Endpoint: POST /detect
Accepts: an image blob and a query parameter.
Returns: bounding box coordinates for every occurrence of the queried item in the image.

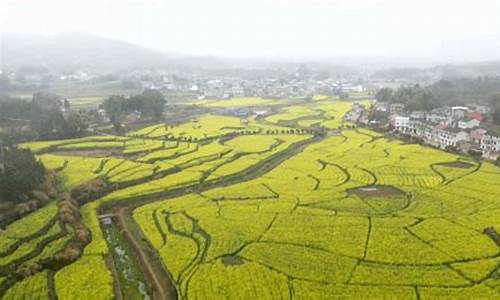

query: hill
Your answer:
[0,32,187,73]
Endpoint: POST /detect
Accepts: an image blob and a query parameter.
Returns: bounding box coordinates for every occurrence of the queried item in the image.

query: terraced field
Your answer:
[135,129,500,299]
[3,99,500,299]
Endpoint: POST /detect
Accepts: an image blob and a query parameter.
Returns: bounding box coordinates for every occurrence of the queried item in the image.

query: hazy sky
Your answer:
[2,0,500,63]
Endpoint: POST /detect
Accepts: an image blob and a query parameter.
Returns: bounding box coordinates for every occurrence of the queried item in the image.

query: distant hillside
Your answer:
[0,32,359,76]
[372,61,500,81]
[0,32,188,73]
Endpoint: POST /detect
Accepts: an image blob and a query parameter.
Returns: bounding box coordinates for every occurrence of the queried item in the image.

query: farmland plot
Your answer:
[135,127,500,299]
[6,101,500,299]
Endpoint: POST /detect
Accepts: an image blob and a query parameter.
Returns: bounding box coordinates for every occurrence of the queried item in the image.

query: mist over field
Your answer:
[2,0,500,69]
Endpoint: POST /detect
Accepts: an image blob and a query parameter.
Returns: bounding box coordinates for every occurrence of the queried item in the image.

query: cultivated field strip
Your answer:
[4,101,500,299]
[134,128,500,299]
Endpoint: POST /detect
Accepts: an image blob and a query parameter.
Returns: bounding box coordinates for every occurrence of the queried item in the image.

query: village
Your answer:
[0,66,369,100]
[348,101,500,160]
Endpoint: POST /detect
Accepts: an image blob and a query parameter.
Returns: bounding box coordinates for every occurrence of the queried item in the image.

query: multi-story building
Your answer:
[458,118,480,129]
[481,133,500,153]
[393,116,410,133]
[390,103,405,115]
[451,106,468,119]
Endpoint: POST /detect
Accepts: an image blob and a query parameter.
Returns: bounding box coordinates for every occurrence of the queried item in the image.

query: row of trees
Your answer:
[0,92,87,142]
[376,78,500,114]
[375,85,438,112]
[102,89,166,124]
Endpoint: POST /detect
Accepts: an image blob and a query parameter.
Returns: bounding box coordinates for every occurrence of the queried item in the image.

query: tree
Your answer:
[375,88,393,103]
[338,92,349,100]
[406,90,437,112]
[141,89,166,120]
[0,146,45,203]
[63,99,71,111]
[490,94,500,125]
[32,92,61,109]
[102,90,166,124]
[103,95,125,123]
[65,113,88,137]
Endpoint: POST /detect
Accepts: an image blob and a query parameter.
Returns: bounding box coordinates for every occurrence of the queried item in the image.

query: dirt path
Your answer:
[103,133,326,300]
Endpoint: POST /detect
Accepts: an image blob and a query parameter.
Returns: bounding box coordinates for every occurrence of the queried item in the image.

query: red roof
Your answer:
[435,122,447,130]
[468,111,483,122]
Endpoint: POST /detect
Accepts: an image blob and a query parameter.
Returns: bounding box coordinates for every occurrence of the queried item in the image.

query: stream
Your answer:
[103,221,152,300]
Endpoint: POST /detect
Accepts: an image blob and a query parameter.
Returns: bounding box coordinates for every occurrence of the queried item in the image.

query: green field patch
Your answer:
[266,106,321,124]
[123,139,165,154]
[350,262,470,286]
[0,221,62,266]
[452,257,500,282]
[187,259,289,299]
[57,141,124,151]
[419,285,500,299]
[3,270,50,299]
[261,214,369,259]
[292,280,416,299]
[203,182,278,201]
[240,242,358,283]
[137,142,196,163]
[437,160,475,169]
[21,135,128,154]
[158,233,198,283]
[54,254,114,300]
[197,97,280,107]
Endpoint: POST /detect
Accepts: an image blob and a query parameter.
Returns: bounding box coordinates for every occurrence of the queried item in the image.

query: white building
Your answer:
[254,110,269,117]
[436,129,469,148]
[394,116,410,132]
[374,102,388,112]
[231,86,246,97]
[426,113,447,123]
[341,83,363,93]
[451,106,468,119]
[390,103,405,115]
[410,111,426,119]
[458,118,480,129]
[481,134,500,153]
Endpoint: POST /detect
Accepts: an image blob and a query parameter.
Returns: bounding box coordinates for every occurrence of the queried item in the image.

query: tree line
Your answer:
[375,77,500,126]
[102,89,166,125]
[0,92,87,142]
[375,85,438,112]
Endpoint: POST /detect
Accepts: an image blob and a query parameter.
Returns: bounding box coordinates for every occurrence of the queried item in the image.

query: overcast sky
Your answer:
[1,0,500,63]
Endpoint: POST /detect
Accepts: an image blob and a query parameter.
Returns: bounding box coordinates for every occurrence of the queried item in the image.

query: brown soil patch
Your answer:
[348,185,405,198]
[438,161,474,169]
[221,255,244,266]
